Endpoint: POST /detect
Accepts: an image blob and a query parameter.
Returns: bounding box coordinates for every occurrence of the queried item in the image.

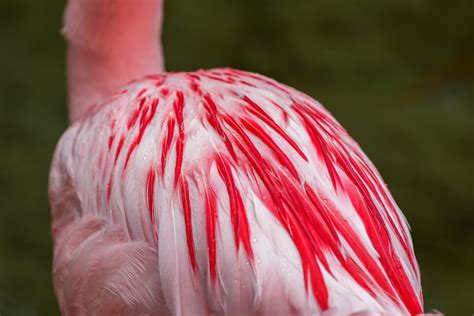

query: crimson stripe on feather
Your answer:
[179,175,197,271]
[173,91,185,187]
[160,117,176,177]
[204,181,218,283]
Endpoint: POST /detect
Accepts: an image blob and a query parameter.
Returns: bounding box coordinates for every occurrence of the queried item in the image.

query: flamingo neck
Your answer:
[63,0,165,122]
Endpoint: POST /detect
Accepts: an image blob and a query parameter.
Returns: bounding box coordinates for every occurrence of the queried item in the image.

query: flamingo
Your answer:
[49,0,424,314]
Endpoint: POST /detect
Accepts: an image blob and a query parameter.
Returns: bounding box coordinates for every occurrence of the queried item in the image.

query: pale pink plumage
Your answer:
[49,1,423,315]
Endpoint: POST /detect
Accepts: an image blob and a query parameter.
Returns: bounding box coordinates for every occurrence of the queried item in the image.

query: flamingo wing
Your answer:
[49,68,423,315]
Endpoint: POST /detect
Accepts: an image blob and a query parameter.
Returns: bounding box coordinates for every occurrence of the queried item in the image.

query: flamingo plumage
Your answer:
[49,0,423,314]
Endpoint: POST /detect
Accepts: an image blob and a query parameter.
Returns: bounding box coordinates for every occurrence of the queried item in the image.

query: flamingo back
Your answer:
[49,68,423,315]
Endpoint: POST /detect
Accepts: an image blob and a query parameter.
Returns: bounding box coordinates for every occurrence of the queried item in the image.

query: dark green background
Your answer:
[0,0,472,314]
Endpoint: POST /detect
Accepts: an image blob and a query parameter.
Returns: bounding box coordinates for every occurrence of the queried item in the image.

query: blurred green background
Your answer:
[0,0,472,314]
